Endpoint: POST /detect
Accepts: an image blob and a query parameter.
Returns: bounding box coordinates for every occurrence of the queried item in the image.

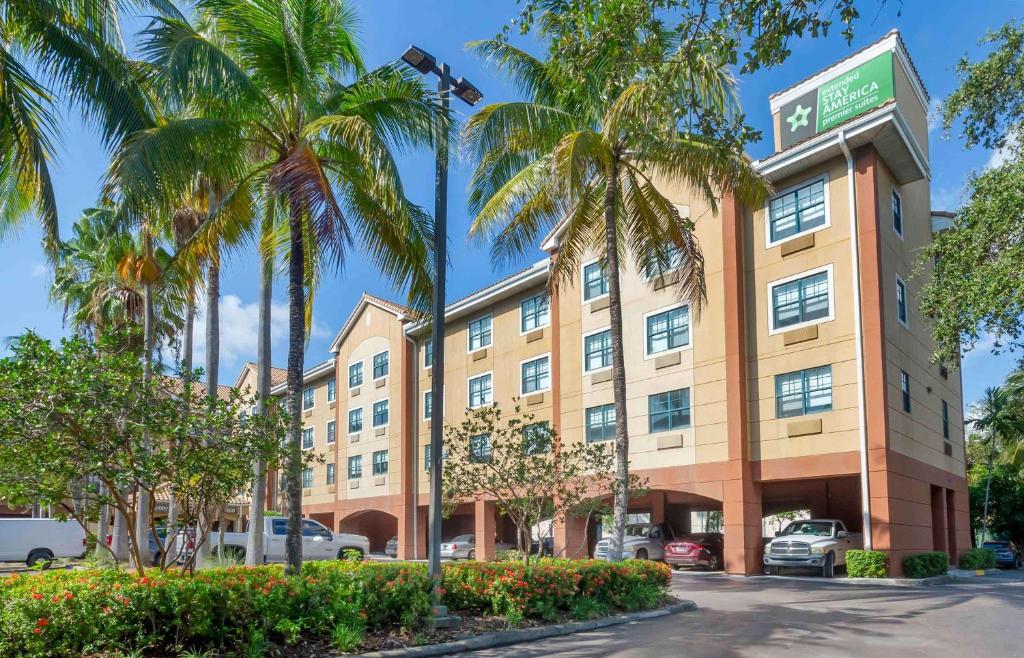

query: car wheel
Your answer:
[821,553,835,578]
[27,549,54,569]
[468,549,476,561]
[635,548,649,560]
[708,555,722,571]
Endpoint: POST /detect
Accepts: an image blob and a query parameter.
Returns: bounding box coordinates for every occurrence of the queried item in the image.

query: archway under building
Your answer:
[339,509,398,554]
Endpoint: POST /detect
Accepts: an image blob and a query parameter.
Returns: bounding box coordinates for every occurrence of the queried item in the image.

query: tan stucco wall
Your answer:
[298,366,338,508]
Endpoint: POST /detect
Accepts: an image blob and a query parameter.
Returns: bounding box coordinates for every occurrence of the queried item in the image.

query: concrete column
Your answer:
[649,491,666,525]
[474,499,496,561]
[553,513,590,558]
[945,488,958,561]
[723,474,763,574]
[930,485,947,553]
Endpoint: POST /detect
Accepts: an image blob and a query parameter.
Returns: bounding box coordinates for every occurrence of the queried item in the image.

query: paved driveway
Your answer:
[466,570,1024,657]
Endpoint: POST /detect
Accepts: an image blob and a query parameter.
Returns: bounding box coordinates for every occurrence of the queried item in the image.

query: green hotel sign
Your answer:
[779,51,895,149]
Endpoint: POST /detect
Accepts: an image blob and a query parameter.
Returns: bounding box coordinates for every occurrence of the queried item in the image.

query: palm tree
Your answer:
[968,386,1024,541]
[463,31,767,561]
[109,0,440,573]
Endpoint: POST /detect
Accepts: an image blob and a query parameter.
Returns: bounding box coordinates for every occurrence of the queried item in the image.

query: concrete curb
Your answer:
[949,568,1000,579]
[745,574,952,587]
[355,601,697,657]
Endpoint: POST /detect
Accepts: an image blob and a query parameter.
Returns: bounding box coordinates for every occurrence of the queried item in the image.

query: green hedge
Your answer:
[958,547,997,570]
[901,551,949,579]
[0,559,670,657]
[846,550,888,578]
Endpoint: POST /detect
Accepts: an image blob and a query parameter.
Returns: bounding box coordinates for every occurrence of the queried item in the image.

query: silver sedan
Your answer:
[440,534,514,560]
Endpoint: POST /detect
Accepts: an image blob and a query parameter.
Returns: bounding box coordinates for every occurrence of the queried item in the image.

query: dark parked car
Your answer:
[664,533,724,571]
[983,540,1022,569]
[385,536,398,558]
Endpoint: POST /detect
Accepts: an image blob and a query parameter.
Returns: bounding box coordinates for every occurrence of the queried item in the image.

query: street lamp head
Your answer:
[452,77,483,106]
[401,45,437,75]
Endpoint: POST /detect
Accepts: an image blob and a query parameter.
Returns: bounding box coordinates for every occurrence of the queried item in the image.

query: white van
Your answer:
[0,518,87,568]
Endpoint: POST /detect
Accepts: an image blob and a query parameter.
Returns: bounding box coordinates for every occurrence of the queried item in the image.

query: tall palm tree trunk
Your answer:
[285,200,305,575]
[246,248,273,566]
[134,232,156,569]
[982,435,997,543]
[603,154,630,563]
[197,255,220,564]
[165,291,194,566]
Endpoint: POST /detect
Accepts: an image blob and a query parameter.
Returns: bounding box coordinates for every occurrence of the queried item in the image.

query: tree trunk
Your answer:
[166,291,194,567]
[982,436,997,543]
[134,234,156,570]
[285,199,305,575]
[111,509,130,564]
[95,501,109,561]
[603,155,629,563]
[197,255,220,565]
[247,247,273,566]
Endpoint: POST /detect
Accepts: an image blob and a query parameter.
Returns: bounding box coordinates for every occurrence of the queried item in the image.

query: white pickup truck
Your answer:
[763,519,861,577]
[212,517,370,563]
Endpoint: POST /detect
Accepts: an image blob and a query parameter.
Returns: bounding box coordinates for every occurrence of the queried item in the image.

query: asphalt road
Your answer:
[466,570,1024,658]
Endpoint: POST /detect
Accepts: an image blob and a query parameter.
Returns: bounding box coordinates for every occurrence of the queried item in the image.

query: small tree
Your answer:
[0,331,292,575]
[441,402,639,564]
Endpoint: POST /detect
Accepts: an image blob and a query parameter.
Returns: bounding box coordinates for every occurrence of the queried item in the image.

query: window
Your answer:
[770,268,832,332]
[645,306,690,356]
[302,387,315,410]
[583,261,608,301]
[892,188,903,237]
[521,355,550,394]
[584,329,612,372]
[424,444,446,472]
[271,518,288,535]
[349,362,363,388]
[302,427,314,450]
[373,351,389,379]
[424,391,433,419]
[775,366,833,418]
[326,463,336,485]
[768,177,827,244]
[326,420,336,445]
[900,371,911,413]
[585,404,616,443]
[648,389,691,433]
[468,373,492,408]
[469,434,493,463]
[521,294,550,332]
[372,450,389,475]
[424,340,433,368]
[523,422,551,454]
[301,467,313,489]
[942,400,950,440]
[348,408,363,433]
[327,378,336,403]
[642,244,683,279]
[896,275,909,327]
[944,441,953,456]
[468,315,492,351]
[373,400,389,427]
[348,455,362,479]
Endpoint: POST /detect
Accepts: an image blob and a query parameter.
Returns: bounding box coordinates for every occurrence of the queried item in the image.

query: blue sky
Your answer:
[0,0,1017,412]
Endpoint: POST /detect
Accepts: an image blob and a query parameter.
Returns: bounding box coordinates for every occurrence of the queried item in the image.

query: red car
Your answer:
[664,533,723,571]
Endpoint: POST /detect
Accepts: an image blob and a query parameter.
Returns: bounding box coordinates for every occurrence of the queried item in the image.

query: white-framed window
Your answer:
[896,274,909,328]
[301,467,313,489]
[372,399,389,427]
[326,420,336,445]
[648,388,691,432]
[520,354,551,395]
[348,361,363,388]
[768,264,835,335]
[522,421,551,454]
[326,463,336,485]
[468,315,492,352]
[892,188,903,238]
[644,304,690,358]
[372,450,389,475]
[469,434,493,463]
[900,371,911,413]
[776,366,833,418]
[582,260,608,301]
[766,174,829,246]
[424,390,433,419]
[301,426,314,450]
[348,455,362,479]
[372,351,389,379]
[302,387,315,410]
[327,378,336,403]
[424,339,433,369]
[642,244,684,280]
[520,294,550,333]
[583,327,612,373]
[468,372,493,408]
[585,404,616,443]
[348,407,363,433]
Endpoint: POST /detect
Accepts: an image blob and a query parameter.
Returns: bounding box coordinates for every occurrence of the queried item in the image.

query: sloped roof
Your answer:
[232,361,288,389]
[158,375,234,402]
[328,292,416,353]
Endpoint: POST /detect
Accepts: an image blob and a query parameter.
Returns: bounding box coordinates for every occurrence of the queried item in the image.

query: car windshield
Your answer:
[625,525,652,537]
[983,542,1009,549]
[781,521,834,537]
[450,535,473,543]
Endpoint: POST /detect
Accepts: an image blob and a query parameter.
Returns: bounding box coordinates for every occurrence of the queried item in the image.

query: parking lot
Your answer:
[466,569,1024,657]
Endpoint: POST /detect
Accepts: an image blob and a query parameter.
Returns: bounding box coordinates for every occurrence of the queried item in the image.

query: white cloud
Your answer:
[986,131,1019,169]
[926,97,943,132]
[31,263,47,278]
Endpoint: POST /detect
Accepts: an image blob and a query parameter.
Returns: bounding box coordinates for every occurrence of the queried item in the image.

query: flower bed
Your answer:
[0,559,671,656]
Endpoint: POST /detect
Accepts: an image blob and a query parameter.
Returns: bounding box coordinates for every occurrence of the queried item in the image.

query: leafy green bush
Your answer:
[958,547,997,570]
[0,559,671,656]
[902,551,949,579]
[846,550,888,578]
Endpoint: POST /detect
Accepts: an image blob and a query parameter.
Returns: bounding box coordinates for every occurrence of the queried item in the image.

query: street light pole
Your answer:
[400,45,482,600]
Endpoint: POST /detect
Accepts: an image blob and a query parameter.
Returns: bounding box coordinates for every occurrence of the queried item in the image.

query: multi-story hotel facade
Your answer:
[251,31,968,576]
